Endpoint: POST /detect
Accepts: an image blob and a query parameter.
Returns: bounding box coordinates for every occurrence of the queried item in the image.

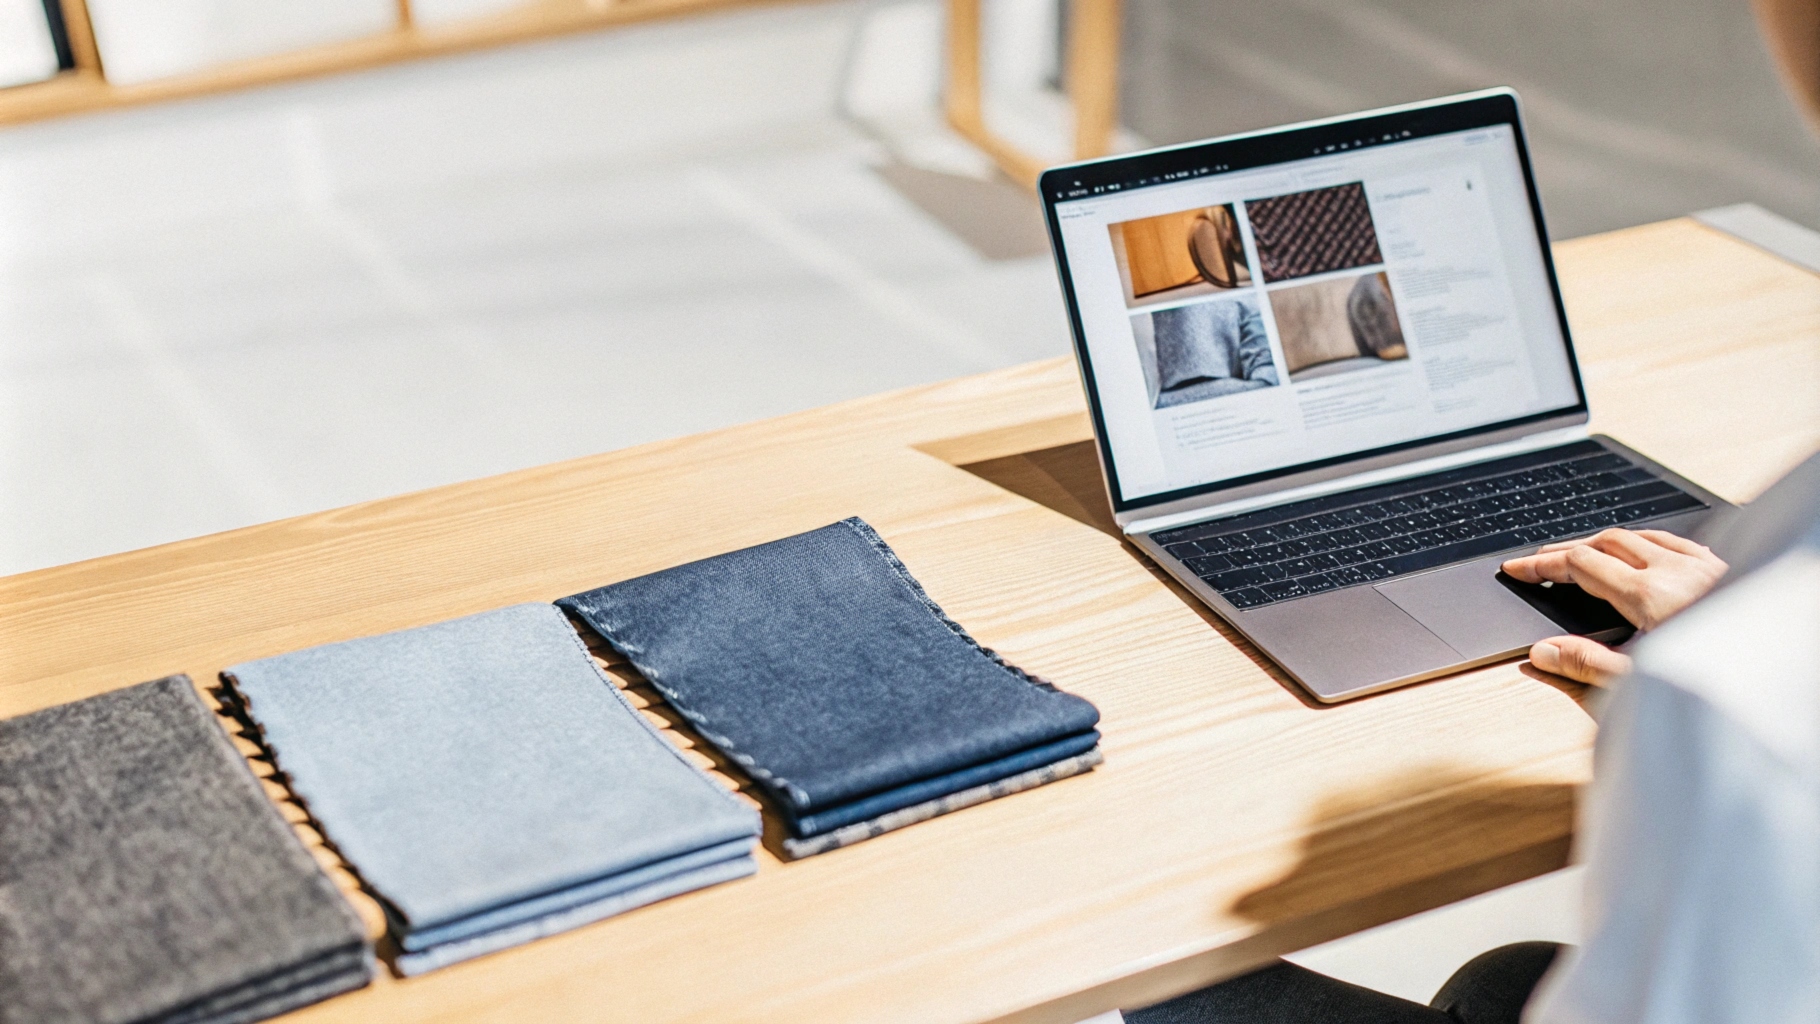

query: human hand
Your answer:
[1501,528,1727,685]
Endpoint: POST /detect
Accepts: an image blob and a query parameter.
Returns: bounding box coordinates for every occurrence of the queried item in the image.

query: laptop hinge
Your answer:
[1122,425,1592,537]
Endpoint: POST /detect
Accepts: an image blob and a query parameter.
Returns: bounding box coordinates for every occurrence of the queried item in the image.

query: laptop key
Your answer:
[1205,567,1265,590]
[1275,519,1315,539]
[1224,588,1268,609]
[1375,530,1529,577]
[1299,573,1339,594]
[1156,447,1704,609]
[1626,492,1705,518]
[1570,453,1630,474]
[1253,544,1291,563]
[1185,553,1233,575]
[1227,548,1269,567]
[1260,580,1306,600]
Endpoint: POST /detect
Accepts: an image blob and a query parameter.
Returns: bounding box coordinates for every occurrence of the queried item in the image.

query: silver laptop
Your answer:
[1040,89,1725,702]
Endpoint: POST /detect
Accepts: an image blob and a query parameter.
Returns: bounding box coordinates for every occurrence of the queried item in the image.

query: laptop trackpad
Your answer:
[1375,557,1565,661]
[1495,572,1634,638]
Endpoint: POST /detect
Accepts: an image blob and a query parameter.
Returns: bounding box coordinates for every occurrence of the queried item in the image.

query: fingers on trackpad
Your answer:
[1374,559,1599,660]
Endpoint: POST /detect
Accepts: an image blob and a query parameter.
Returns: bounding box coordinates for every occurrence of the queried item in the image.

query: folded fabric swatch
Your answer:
[222,603,759,975]
[0,675,372,1024]
[558,517,1103,857]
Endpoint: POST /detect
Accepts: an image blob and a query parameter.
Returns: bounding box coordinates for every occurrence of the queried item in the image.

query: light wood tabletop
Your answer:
[2,217,1816,1023]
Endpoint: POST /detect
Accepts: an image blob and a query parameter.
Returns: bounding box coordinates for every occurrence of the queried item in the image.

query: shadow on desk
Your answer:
[950,438,1325,706]
[1232,768,1576,929]
[958,440,1122,538]
[1047,770,1578,1023]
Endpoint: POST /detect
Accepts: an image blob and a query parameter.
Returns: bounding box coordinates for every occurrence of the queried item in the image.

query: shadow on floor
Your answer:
[874,161,1054,260]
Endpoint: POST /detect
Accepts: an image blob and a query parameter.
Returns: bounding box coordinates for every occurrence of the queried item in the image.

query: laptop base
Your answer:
[1136,436,1724,702]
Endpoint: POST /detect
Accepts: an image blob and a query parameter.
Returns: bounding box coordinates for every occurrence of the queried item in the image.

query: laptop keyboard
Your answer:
[1151,441,1706,609]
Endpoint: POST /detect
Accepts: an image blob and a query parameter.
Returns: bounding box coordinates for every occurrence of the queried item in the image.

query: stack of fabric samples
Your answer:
[559,517,1103,858]
[221,602,760,975]
[0,676,373,1024]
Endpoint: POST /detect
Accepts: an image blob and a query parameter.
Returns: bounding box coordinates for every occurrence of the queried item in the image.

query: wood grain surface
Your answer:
[1,218,1815,1022]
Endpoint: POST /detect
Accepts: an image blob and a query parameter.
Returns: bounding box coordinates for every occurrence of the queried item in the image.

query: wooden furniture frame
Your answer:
[0,0,806,127]
[2,218,1815,1022]
[945,0,1122,187]
[4,0,1130,190]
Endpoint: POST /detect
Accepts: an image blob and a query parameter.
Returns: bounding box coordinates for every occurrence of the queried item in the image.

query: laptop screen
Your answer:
[1044,93,1585,512]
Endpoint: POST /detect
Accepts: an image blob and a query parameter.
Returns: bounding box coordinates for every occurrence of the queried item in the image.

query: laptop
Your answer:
[1039,88,1726,702]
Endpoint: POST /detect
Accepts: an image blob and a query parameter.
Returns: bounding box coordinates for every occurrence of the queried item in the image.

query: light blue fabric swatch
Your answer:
[394,836,755,952]
[224,603,758,972]
[393,856,756,976]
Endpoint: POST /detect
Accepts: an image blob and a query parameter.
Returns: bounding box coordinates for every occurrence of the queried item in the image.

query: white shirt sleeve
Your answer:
[1525,545,1820,1024]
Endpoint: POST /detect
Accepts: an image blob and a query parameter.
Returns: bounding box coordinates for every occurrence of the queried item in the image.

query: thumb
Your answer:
[1529,636,1632,686]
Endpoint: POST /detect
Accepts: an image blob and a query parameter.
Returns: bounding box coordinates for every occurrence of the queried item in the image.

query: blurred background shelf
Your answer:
[0,0,817,127]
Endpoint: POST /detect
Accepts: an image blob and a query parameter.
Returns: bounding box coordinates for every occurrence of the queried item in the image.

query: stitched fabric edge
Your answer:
[838,517,1061,693]
[559,596,815,811]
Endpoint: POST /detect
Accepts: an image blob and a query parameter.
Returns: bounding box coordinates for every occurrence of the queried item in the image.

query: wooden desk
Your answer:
[2,218,1816,1022]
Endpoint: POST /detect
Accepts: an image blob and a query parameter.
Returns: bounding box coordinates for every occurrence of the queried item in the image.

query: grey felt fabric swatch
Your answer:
[0,675,372,1024]
[222,603,759,974]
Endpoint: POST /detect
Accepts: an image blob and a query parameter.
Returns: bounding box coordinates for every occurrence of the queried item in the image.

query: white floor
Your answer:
[0,0,1581,1012]
[0,1,1077,574]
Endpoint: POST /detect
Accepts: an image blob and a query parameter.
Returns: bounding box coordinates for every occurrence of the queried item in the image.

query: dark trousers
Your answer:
[1125,943,1563,1024]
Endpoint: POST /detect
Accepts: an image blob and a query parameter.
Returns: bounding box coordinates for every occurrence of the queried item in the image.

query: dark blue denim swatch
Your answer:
[558,518,1101,844]
[223,603,758,974]
[790,730,1102,836]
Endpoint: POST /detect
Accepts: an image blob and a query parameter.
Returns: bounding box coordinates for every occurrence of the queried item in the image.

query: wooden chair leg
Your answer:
[1066,0,1122,161]
[944,0,1124,188]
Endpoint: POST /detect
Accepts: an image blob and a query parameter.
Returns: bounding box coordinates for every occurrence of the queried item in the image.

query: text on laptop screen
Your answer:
[1053,125,1581,506]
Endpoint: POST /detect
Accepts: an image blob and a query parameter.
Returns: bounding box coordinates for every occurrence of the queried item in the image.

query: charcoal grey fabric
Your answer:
[223,603,759,974]
[0,675,372,1024]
